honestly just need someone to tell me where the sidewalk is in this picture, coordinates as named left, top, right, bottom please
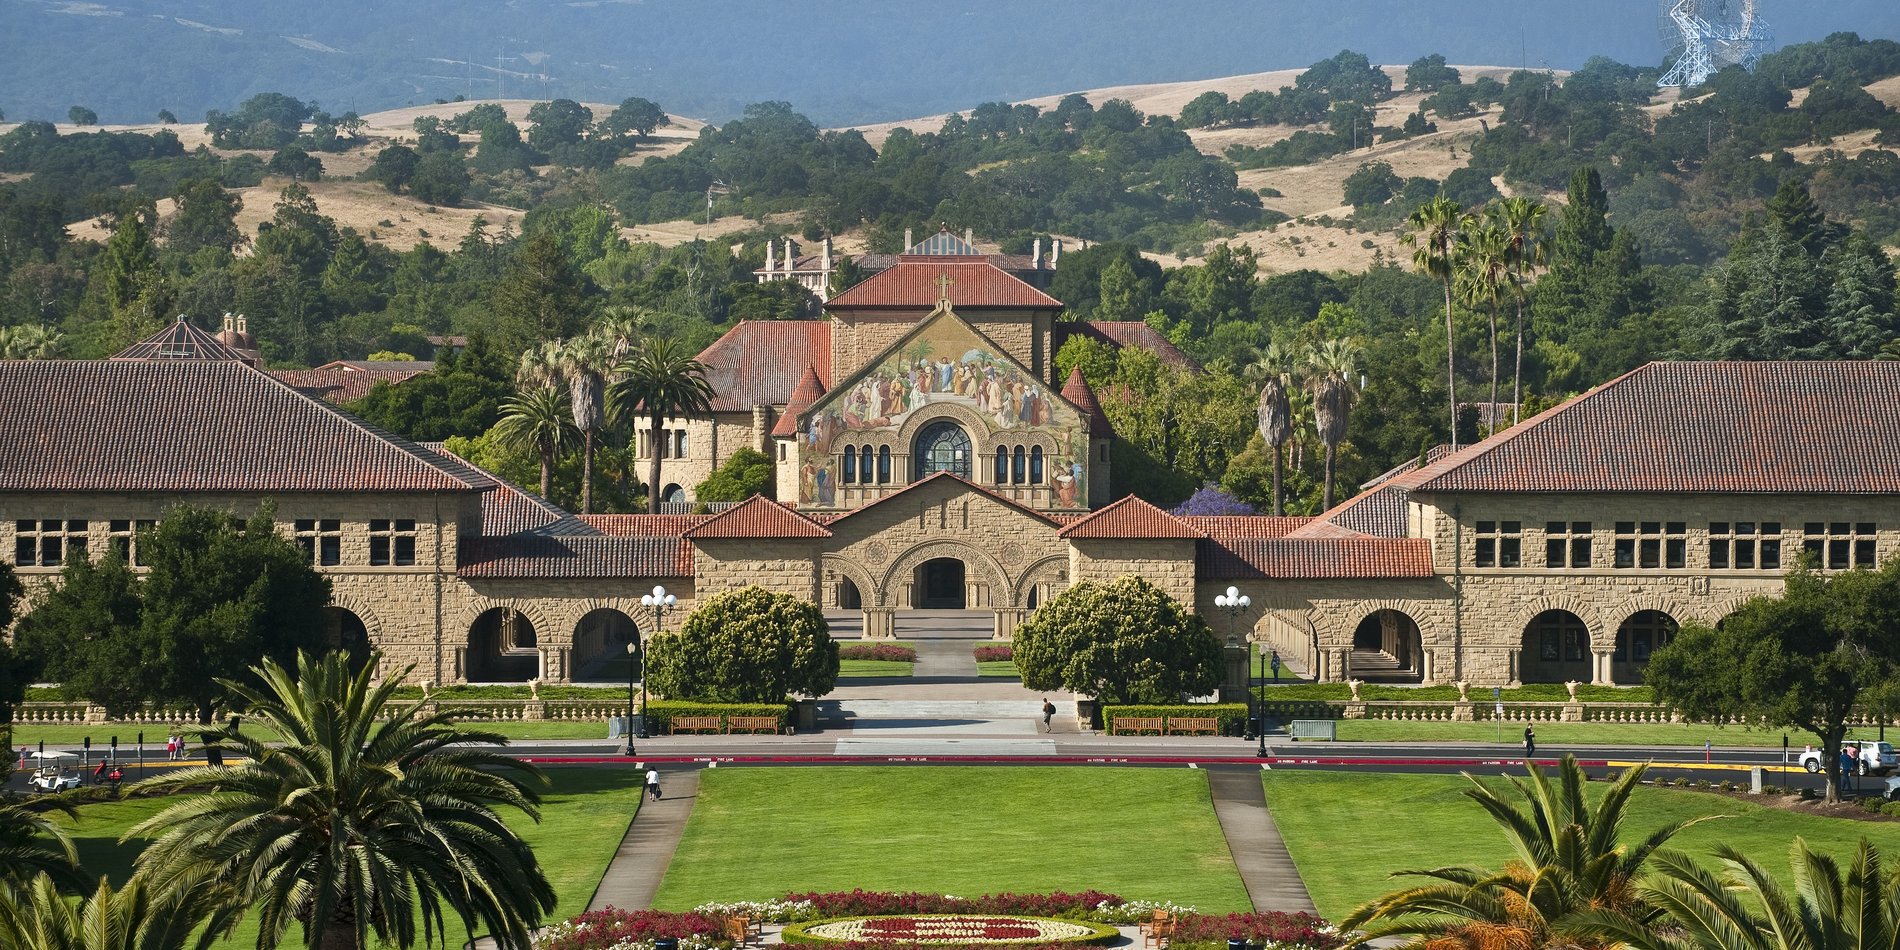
left=587, top=767, right=701, bottom=912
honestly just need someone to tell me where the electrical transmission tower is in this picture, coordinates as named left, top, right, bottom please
left=1658, top=0, right=1773, bottom=88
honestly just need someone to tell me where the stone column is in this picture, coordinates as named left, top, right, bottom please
left=452, top=646, right=467, bottom=684
left=991, top=607, right=1026, bottom=642
left=1593, top=651, right=1615, bottom=685
left=1507, top=648, right=1520, bottom=687
left=1421, top=650, right=1436, bottom=685
left=862, top=607, right=897, bottom=640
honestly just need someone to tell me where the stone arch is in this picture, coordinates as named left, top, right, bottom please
left=1011, top=555, right=1069, bottom=609
left=1507, top=595, right=1605, bottom=650
left=571, top=607, right=642, bottom=682
left=895, top=402, right=996, bottom=448
left=321, top=604, right=375, bottom=673
left=1347, top=607, right=1427, bottom=683
left=463, top=603, right=547, bottom=683
left=882, top=539, right=1011, bottom=610
left=1519, top=608, right=1594, bottom=684
left=823, top=554, right=882, bottom=608
left=325, top=591, right=385, bottom=644
left=1610, top=608, right=1680, bottom=685
left=457, top=598, right=556, bottom=641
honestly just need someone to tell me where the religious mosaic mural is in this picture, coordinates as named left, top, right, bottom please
left=795, top=306, right=1089, bottom=510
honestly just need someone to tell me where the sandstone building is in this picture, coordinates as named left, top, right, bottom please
left=5, top=264, right=1896, bottom=690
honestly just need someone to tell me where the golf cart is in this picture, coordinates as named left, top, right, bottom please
left=25, top=750, right=81, bottom=793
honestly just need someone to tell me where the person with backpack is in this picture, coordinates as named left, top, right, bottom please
left=646, top=768, right=662, bottom=801
left=1040, top=699, right=1056, bottom=733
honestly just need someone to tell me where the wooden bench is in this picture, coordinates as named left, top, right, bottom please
left=723, top=918, right=758, bottom=948
left=1112, top=717, right=1163, bottom=736
left=1166, top=717, right=1220, bottom=736
left=670, top=716, right=722, bottom=735
left=1140, top=915, right=1175, bottom=949
left=725, top=716, right=781, bottom=735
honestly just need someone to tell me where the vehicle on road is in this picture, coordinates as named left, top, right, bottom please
left=1800, top=740, right=1897, bottom=776
left=28, top=766, right=81, bottom=792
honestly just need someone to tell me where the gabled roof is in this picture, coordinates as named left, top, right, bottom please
left=580, top=513, right=714, bottom=536
left=0, top=360, right=494, bottom=494
left=317, top=360, right=438, bottom=374
left=1057, top=495, right=1205, bottom=540
left=772, top=364, right=827, bottom=438
left=1182, top=516, right=1313, bottom=539
left=271, top=365, right=431, bottom=404
left=420, top=443, right=596, bottom=538
left=1198, top=537, right=1436, bottom=579
left=1053, top=322, right=1200, bottom=372
left=824, top=472, right=1061, bottom=529
left=111, top=317, right=252, bottom=363
left=694, top=321, right=832, bottom=412
left=1395, top=361, right=1900, bottom=495
left=682, top=494, right=833, bottom=539
left=458, top=535, right=693, bottom=578
left=826, top=259, right=1062, bottom=310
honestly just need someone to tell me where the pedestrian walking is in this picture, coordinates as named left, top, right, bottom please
left=1523, top=725, right=1536, bottom=760
left=646, top=768, right=662, bottom=801
left=1842, top=747, right=1858, bottom=793
left=1269, top=649, right=1281, bottom=682
left=166, top=734, right=177, bottom=761
left=1040, top=699, right=1056, bottom=733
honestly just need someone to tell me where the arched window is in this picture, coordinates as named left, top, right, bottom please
left=860, top=445, right=874, bottom=484
left=842, top=444, right=857, bottom=483
left=877, top=446, right=891, bottom=483
left=994, top=447, right=1009, bottom=484
left=1011, top=446, right=1026, bottom=484
left=1030, top=446, right=1045, bottom=484
left=914, top=421, right=972, bottom=479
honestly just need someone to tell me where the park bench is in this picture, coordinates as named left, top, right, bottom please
left=1165, top=717, right=1219, bottom=736
left=1111, top=717, right=1163, bottom=736
left=670, top=716, right=723, bottom=735
left=723, top=917, right=758, bottom=948
left=1139, top=911, right=1175, bottom=949
left=725, top=716, right=781, bottom=735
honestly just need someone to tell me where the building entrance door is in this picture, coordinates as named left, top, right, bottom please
left=916, top=558, right=967, bottom=609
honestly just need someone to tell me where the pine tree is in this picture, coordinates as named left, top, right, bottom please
left=1823, top=235, right=1900, bottom=359
left=490, top=233, right=592, bottom=356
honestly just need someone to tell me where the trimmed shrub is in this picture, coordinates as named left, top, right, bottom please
left=837, top=644, right=917, bottom=662
left=1102, top=704, right=1249, bottom=735
left=536, top=908, right=725, bottom=950
left=780, top=917, right=1120, bottom=946
left=779, top=891, right=1126, bottom=920
left=1171, top=912, right=1344, bottom=949
left=974, top=645, right=1015, bottom=663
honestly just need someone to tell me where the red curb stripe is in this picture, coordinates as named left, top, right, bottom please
left=514, top=754, right=1614, bottom=767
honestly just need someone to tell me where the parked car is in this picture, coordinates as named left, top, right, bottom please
left=1800, top=741, right=1898, bottom=776
left=28, top=766, right=81, bottom=793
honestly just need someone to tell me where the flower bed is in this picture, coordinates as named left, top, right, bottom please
left=534, top=908, right=728, bottom=950
left=837, top=644, right=919, bottom=662
left=1169, top=912, right=1342, bottom=950
left=972, top=645, right=1014, bottom=663
left=775, top=890, right=1131, bottom=921
left=782, top=915, right=1118, bottom=946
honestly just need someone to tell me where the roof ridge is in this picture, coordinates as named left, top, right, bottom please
left=1056, top=494, right=1206, bottom=539
left=682, top=494, right=833, bottom=539
left=255, top=366, right=496, bottom=492
left=824, top=471, right=1062, bottom=527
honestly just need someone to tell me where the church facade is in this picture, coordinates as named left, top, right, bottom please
left=4, top=236, right=1900, bottom=691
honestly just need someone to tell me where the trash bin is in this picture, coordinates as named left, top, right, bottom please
left=1228, top=938, right=1247, bottom=950
left=655, top=938, right=678, bottom=950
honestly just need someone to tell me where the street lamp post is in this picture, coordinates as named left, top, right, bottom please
left=623, top=640, right=638, bottom=757
left=638, top=585, right=677, bottom=744
left=1214, top=586, right=1252, bottom=741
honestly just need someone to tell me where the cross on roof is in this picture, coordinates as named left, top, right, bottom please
left=934, top=272, right=954, bottom=301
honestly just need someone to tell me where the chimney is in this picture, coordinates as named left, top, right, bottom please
left=785, top=236, right=797, bottom=267
left=236, top=315, right=249, bottom=334
left=764, top=239, right=776, bottom=274
left=1053, top=239, right=1063, bottom=264
left=822, top=235, right=833, bottom=273
left=1032, top=238, right=1043, bottom=270
left=904, top=228, right=913, bottom=251
left=222, top=313, right=235, bottom=333
left=963, top=227, right=973, bottom=247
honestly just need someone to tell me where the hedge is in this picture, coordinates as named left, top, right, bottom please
left=1101, top=704, right=1249, bottom=735
left=780, top=917, right=1121, bottom=946
left=638, top=700, right=792, bottom=732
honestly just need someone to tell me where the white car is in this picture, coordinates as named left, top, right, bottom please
left=27, top=767, right=81, bottom=793
left=1800, top=741, right=1897, bottom=776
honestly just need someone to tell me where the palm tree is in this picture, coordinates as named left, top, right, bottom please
left=0, top=324, right=67, bottom=360
left=1342, top=756, right=1717, bottom=949
left=1494, top=197, right=1548, bottom=425
left=560, top=333, right=616, bottom=514
left=0, top=873, right=235, bottom=950
left=494, top=386, right=579, bottom=501
left=1575, top=838, right=1898, bottom=950
left=610, top=335, right=715, bottom=514
left=0, top=798, right=84, bottom=900
left=1402, top=196, right=1464, bottom=450
left=126, top=651, right=556, bottom=950
left=1246, top=342, right=1297, bottom=517
left=1305, top=338, right=1360, bottom=512
left=1456, top=221, right=1513, bottom=436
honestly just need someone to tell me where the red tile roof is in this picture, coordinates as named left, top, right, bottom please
left=1395, top=361, right=1900, bottom=495
left=1182, top=516, right=1313, bottom=539
left=772, top=364, right=827, bottom=438
left=418, top=444, right=596, bottom=538
left=318, top=360, right=438, bottom=374
left=580, top=514, right=713, bottom=536
left=271, top=366, right=430, bottom=404
left=1057, top=495, right=1206, bottom=540
left=111, top=318, right=253, bottom=364
left=458, top=535, right=693, bottom=578
left=682, top=494, right=833, bottom=539
left=1198, top=537, right=1435, bottom=579
left=826, top=259, right=1062, bottom=310
left=1059, top=367, right=1108, bottom=437
left=0, top=360, right=494, bottom=493
left=1054, top=322, right=1201, bottom=372
left=823, top=472, right=1061, bottom=529
left=695, top=321, right=832, bottom=412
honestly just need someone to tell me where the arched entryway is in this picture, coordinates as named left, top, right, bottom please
left=467, top=607, right=539, bottom=682
left=573, top=608, right=639, bottom=681
left=837, top=577, right=863, bottom=609
left=1349, top=609, right=1424, bottom=683
left=661, top=484, right=686, bottom=504
left=1521, top=609, right=1592, bottom=683
left=913, top=421, right=972, bottom=479
left=915, top=557, right=967, bottom=609
left=1612, top=610, right=1678, bottom=684
left=323, top=606, right=373, bottom=671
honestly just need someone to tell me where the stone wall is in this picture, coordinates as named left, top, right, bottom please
left=821, top=477, right=1070, bottom=610
left=648, top=411, right=763, bottom=502
left=829, top=307, right=1050, bottom=384
left=1069, top=539, right=1198, bottom=604
left=692, top=539, right=821, bottom=600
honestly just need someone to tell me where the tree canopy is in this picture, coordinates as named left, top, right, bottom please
left=646, top=586, right=838, bottom=703
left=1013, top=574, right=1222, bottom=704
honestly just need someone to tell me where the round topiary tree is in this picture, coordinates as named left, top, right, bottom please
left=646, top=586, right=838, bottom=702
left=1013, top=574, right=1223, bottom=703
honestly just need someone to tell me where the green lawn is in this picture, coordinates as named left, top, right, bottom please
left=48, top=765, right=639, bottom=946
left=8, top=719, right=643, bottom=746
left=654, top=766, right=1251, bottom=911
left=1322, top=719, right=1826, bottom=747
left=1263, top=770, right=1900, bottom=920
left=838, top=660, right=915, bottom=677
left=975, top=660, right=1021, bottom=678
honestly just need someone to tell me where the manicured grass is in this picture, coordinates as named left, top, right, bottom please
left=1322, top=719, right=1824, bottom=747
left=654, top=766, right=1251, bottom=911
left=838, top=660, right=915, bottom=677
left=1263, top=770, right=1900, bottom=920
left=9, top=719, right=628, bottom=745
left=48, top=766, right=639, bottom=948
left=1259, top=683, right=1656, bottom=703
left=976, top=660, right=1021, bottom=678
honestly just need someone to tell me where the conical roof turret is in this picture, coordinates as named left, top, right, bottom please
left=771, top=363, right=827, bottom=438
left=1061, top=366, right=1107, bottom=437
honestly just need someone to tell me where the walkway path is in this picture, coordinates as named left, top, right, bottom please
left=586, top=767, right=701, bottom=912
left=1205, top=766, right=1318, bottom=914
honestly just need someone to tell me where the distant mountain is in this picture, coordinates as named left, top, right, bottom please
left=3, top=0, right=1897, bottom=126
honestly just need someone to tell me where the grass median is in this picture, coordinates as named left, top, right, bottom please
left=1319, top=719, right=1823, bottom=747
left=1263, top=769, right=1900, bottom=920
left=654, top=766, right=1251, bottom=911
